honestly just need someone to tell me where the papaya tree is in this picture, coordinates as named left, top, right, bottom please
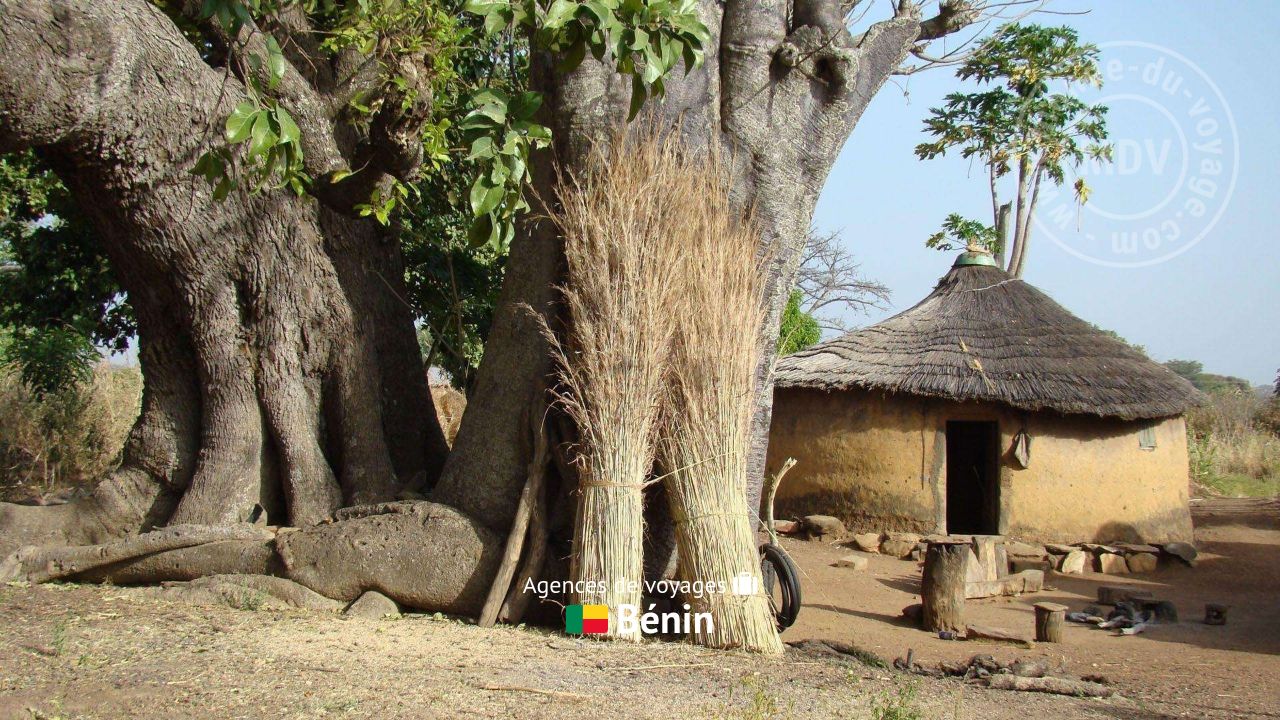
left=916, top=23, right=1112, bottom=276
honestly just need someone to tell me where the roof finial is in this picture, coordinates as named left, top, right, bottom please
left=954, top=245, right=998, bottom=268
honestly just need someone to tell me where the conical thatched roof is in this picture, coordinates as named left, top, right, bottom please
left=775, top=257, right=1201, bottom=420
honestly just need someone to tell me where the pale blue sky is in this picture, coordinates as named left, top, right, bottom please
left=819, top=0, right=1279, bottom=386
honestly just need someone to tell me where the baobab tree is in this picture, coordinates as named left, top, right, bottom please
left=0, top=0, right=1030, bottom=614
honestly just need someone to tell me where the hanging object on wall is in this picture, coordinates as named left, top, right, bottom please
left=1012, top=429, right=1032, bottom=469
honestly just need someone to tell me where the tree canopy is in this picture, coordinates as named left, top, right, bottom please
left=917, top=23, right=1111, bottom=276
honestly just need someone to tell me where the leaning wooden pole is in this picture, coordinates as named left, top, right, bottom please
left=922, top=540, right=969, bottom=633
left=478, top=394, right=549, bottom=628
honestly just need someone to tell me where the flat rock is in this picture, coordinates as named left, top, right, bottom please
left=345, top=590, right=401, bottom=620
left=1011, top=557, right=1052, bottom=574
left=1044, top=543, right=1076, bottom=555
left=1057, top=550, right=1088, bottom=575
left=1081, top=543, right=1121, bottom=554
left=1126, top=552, right=1158, bottom=574
left=1018, top=569, right=1045, bottom=593
left=1160, top=542, right=1198, bottom=565
left=965, top=579, right=1005, bottom=599
left=803, top=515, right=846, bottom=539
left=773, top=519, right=801, bottom=535
left=835, top=554, right=869, bottom=571
left=1117, top=543, right=1160, bottom=555
left=880, top=539, right=916, bottom=559
left=851, top=532, right=882, bottom=553
left=1096, top=553, right=1129, bottom=575
left=1005, top=541, right=1047, bottom=558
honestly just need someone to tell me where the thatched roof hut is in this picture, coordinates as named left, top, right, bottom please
left=776, top=253, right=1199, bottom=420
left=767, top=252, right=1199, bottom=544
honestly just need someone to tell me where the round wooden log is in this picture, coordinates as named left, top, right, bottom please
left=1034, top=601, right=1068, bottom=643
left=922, top=541, right=969, bottom=632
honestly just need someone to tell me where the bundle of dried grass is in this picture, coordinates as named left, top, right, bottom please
left=547, top=133, right=685, bottom=641
left=657, top=152, right=783, bottom=654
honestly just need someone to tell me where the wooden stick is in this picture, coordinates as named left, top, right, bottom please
left=762, top=457, right=796, bottom=544
left=478, top=390, right=549, bottom=628
left=475, top=684, right=589, bottom=701
left=986, top=674, right=1115, bottom=698
left=499, top=421, right=553, bottom=624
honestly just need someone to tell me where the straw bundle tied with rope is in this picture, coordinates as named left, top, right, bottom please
left=547, top=129, right=781, bottom=653
left=546, top=133, right=684, bottom=641
left=655, top=150, right=783, bottom=655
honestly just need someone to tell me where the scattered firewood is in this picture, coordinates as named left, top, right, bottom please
left=965, top=624, right=1033, bottom=646
left=986, top=674, right=1116, bottom=698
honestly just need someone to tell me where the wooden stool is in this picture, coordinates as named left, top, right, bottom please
left=1033, top=602, right=1068, bottom=642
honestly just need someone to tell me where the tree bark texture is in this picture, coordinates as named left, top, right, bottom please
left=0, top=0, right=449, bottom=556
left=439, top=0, right=954, bottom=532
left=922, top=541, right=969, bottom=633
left=1033, top=601, right=1067, bottom=643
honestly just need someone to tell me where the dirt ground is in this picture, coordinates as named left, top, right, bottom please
left=1, top=497, right=1276, bottom=720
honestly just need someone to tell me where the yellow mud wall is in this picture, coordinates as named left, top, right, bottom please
left=766, top=388, right=941, bottom=533
left=1004, top=414, right=1193, bottom=543
left=766, top=388, right=1193, bottom=543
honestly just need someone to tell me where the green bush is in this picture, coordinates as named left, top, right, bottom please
left=1186, top=390, right=1280, bottom=498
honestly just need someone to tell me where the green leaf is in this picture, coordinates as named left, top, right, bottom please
left=212, top=176, right=232, bottom=201
left=458, top=112, right=498, bottom=131
left=265, top=36, right=286, bottom=90
left=467, top=213, right=494, bottom=248
left=629, top=28, right=649, bottom=51
left=469, top=177, right=504, bottom=216
left=225, top=102, right=258, bottom=143
left=558, top=40, right=588, bottom=73
left=627, top=75, right=646, bottom=121
left=276, top=107, right=300, bottom=145
left=509, top=91, right=543, bottom=120
left=329, top=168, right=355, bottom=184
left=544, top=0, right=577, bottom=29
left=467, top=136, right=496, bottom=160
left=248, top=113, right=278, bottom=158
left=462, top=0, right=507, bottom=14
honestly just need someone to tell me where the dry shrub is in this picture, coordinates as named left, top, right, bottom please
left=429, top=384, right=466, bottom=448
left=656, top=148, right=782, bottom=654
left=0, top=361, right=142, bottom=502
left=1186, top=390, right=1280, bottom=497
left=548, top=132, right=684, bottom=640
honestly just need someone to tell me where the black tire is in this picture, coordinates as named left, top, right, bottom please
left=760, top=543, right=801, bottom=631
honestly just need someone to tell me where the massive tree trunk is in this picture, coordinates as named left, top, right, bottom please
left=0, top=0, right=449, bottom=556
left=439, top=0, right=965, bottom=530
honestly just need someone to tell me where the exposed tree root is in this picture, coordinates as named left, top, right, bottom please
left=0, top=502, right=503, bottom=617
left=277, top=502, right=501, bottom=614
left=154, top=574, right=346, bottom=612
left=0, top=524, right=275, bottom=584
left=73, top=540, right=282, bottom=584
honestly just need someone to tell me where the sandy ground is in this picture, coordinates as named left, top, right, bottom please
left=1, top=498, right=1276, bottom=720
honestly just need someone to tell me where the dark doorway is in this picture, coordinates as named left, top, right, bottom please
left=945, top=421, right=1000, bottom=535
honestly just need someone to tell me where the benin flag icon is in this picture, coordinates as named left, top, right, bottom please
left=565, top=604, right=609, bottom=634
